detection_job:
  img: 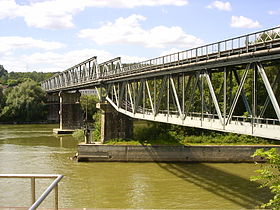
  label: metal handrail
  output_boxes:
[0,174,63,210]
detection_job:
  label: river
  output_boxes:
[0,124,271,209]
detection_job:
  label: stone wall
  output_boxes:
[96,102,133,143]
[77,144,280,162]
[59,91,83,130]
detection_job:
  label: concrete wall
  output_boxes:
[77,144,280,162]
[46,93,59,123]
[59,91,83,130]
[96,102,133,143]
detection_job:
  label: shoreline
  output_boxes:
[0,121,58,125]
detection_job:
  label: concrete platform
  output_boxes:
[77,144,280,162]
[53,128,75,134]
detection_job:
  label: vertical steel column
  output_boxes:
[201,73,204,126]
[167,75,170,122]
[143,80,146,115]
[223,67,227,129]
[154,78,156,117]
[252,64,257,134]
[125,83,128,111]
[182,73,185,121]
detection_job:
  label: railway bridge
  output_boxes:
[42,26,280,142]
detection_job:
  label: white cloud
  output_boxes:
[78,14,204,49]
[160,48,182,56]
[268,9,280,15]
[0,0,19,19]
[207,1,231,11]
[90,0,188,8]
[0,0,188,29]
[120,55,147,64]
[1,48,147,72]
[230,16,262,28]
[0,36,64,55]
[22,49,112,69]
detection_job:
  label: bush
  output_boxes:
[251,148,280,209]
[72,129,84,141]
[92,111,101,142]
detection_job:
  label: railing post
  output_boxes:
[31,177,35,205]
[246,35,249,52]
[54,185,58,210]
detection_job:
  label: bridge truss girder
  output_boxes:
[105,61,280,140]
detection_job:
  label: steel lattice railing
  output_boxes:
[42,26,280,92]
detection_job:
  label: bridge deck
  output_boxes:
[42,26,280,92]
[41,26,280,140]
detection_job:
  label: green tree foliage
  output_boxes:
[7,71,54,84]
[80,94,99,121]
[0,65,8,84]
[0,64,55,87]
[0,80,47,122]
[251,148,280,209]
[0,86,5,111]
[92,111,101,141]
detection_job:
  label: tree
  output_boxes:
[0,80,47,122]
[0,86,5,112]
[0,65,8,84]
[251,148,280,209]
[80,94,99,121]
[0,65,7,77]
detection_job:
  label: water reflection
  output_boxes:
[0,124,272,209]
[157,162,270,208]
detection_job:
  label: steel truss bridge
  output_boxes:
[42,26,280,140]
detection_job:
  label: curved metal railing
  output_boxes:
[0,174,63,210]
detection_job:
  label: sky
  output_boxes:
[0,0,280,72]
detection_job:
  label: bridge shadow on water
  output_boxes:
[156,162,271,209]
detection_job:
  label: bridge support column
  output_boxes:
[46,93,59,123]
[53,91,83,134]
[96,102,133,143]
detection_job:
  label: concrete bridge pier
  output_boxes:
[46,93,59,123]
[53,91,83,134]
[96,102,133,143]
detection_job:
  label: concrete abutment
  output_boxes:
[96,102,133,143]
[53,91,83,134]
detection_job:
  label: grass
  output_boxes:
[73,119,280,146]
[105,121,280,146]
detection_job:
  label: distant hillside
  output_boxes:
[0,65,56,87]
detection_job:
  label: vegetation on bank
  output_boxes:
[251,148,280,209]
[106,121,279,145]
[0,65,55,122]
[73,117,279,145]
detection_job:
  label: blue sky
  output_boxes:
[0,0,279,72]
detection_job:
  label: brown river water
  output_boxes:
[0,124,271,209]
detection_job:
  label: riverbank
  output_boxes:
[0,121,58,124]
[77,144,280,162]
